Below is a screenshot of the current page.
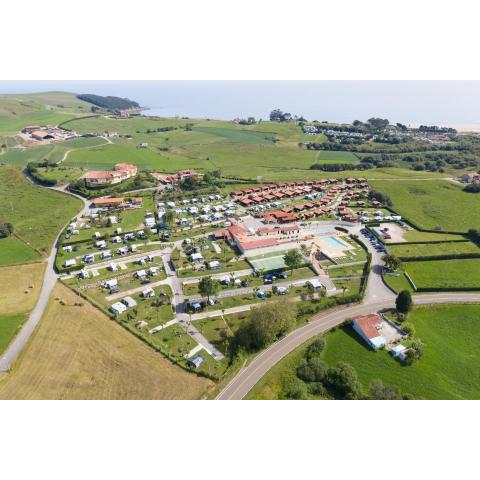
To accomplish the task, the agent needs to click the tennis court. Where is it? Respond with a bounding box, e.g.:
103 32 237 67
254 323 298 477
248 255 287 272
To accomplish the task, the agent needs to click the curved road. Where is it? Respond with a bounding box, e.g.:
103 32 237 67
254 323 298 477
0 181 90 373
216 292 480 400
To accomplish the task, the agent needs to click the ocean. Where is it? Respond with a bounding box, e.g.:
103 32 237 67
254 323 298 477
1 80 480 128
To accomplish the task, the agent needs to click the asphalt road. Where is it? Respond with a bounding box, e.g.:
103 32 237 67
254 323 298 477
216 292 480 400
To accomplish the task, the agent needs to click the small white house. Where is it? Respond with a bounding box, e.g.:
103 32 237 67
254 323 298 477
63 245 73 253
149 266 158 276
111 236 122 243
104 278 118 290
96 240 107 249
191 252 204 263
109 216 118 224
101 250 112 259
64 259 76 268
110 302 127 315
352 314 387 350
134 269 147 279
108 263 118 272
142 287 155 298
79 269 89 279
118 246 128 255
208 260 221 270
122 296 137 308
306 279 323 289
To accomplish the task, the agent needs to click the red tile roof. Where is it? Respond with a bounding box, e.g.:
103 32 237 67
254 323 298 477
352 314 383 339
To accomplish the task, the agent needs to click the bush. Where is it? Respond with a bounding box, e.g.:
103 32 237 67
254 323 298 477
281 374 308 400
306 338 326 359
401 322 415 337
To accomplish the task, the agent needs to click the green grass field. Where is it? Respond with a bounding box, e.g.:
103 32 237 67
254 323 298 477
0 166 82 255
0 92 92 134
370 180 480 232
249 303 480 399
0 237 40 266
0 313 27 354
405 258 480 290
389 241 479 259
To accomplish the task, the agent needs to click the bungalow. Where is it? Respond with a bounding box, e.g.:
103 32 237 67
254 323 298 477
92 197 124 208
189 354 205 369
142 287 155 298
191 252 204 263
64 259 76 268
103 278 118 290
352 314 387 350
110 302 127 315
122 296 137 308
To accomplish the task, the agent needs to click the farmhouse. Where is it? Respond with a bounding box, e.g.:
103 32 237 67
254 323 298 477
151 169 199 185
31 130 54 141
352 314 387 350
84 163 138 187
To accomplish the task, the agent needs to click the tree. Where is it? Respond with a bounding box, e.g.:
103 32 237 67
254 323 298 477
283 249 303 275
306 338 326 358
0 222 14 238
368 379 402 400
162 210 175 228
401 322 415 337
234 301 297 351
366 117 389 130
297 357 327 383
396 290 413 315
382 253 402 271
325 362 361 399
198 276 220 303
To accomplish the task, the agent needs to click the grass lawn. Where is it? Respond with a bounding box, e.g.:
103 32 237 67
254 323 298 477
383 271 413 294
401 230 466 242
0 313 27 354
405 258 480 290
370 180 480 232
389 241 479 259
0 283 211 399
0 236 40 266
0 166 82 255
0 263 45 316
249 303 480 400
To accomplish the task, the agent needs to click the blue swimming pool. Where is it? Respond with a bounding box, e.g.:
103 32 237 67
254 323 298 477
323 236 347 249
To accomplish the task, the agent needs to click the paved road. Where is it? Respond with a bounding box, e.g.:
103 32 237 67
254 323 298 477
216 292 480 400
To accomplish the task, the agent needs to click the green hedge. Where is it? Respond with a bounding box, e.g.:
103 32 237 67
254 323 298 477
398 253 480 262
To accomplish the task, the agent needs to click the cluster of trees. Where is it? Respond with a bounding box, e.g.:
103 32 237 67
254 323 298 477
368 189 393 207
270 109 307 122
141 126 178 134
382 254 402 271
77 94 140 110
233 301 297 352
464 183 480 193
283 336 406 399
353 117 390 130
0 222 14 238
418 125 457 134
310 162 374 172
179 170 224 191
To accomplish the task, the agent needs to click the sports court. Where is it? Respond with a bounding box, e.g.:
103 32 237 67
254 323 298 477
248 255 287 272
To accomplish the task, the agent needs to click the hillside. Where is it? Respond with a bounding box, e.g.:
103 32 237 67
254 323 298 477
77 94 140 110
0 92 91 134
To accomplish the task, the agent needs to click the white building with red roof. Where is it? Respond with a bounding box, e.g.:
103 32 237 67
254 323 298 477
84 163 138 187
352 314 387 350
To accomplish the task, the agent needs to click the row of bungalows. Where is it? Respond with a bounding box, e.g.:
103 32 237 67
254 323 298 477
232 179 343 202
337 206 357 222
91 196 143 209
259 205 333 224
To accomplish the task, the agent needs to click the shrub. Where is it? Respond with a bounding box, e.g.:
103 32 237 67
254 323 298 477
401 322 416 337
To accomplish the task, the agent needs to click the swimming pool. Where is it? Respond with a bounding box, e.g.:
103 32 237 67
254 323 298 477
322 236 348 249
